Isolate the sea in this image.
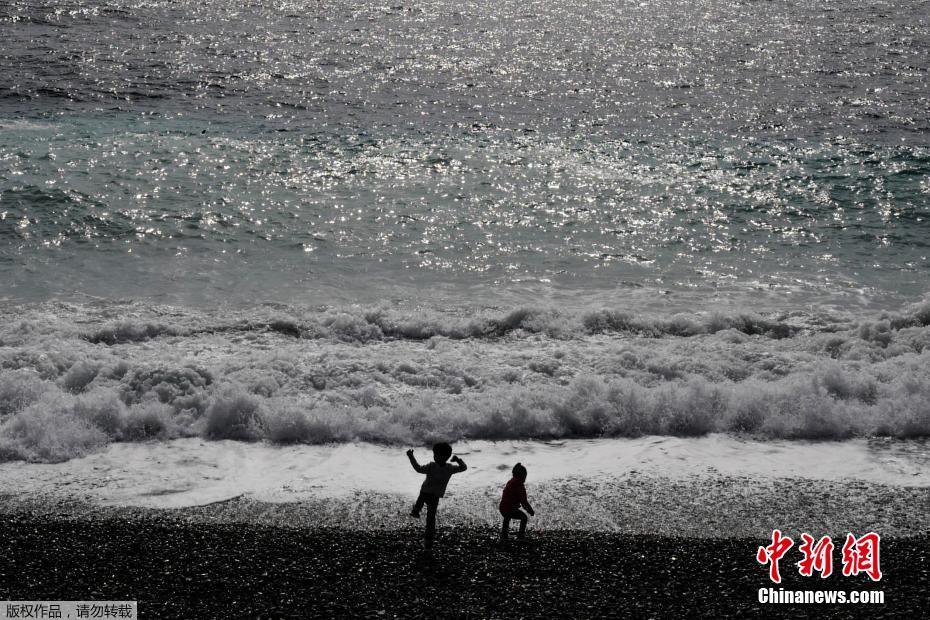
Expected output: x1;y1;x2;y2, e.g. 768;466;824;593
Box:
1;0;928;464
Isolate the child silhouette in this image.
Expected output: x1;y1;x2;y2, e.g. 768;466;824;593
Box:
406;443;467;548
499;462;535;542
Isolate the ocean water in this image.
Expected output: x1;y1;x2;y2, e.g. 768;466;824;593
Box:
1;0;928;462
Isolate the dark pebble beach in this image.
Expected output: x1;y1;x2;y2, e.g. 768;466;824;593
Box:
1;513;926;619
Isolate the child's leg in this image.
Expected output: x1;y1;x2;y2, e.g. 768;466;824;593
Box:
424;495;439;547
411;492;426;517
502;509;528;538
500;515;512;540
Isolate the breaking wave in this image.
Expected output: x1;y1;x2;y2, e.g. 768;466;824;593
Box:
77;305;874;345
1;299;929;462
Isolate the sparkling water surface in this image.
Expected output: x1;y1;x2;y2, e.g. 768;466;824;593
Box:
1;0;928;310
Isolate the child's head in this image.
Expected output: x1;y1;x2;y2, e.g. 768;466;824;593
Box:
432;442;453;463
512;462;527;481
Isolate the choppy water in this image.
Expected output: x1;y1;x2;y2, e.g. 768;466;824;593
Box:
1;0;929;461
2;0;929;307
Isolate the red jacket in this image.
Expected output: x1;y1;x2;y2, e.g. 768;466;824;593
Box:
499;477;528;514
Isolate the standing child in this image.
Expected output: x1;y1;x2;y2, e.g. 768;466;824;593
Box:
406;442;467;548
499;462;535;542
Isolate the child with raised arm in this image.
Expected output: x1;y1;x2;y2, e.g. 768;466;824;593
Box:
406;442;467;548
499;462;535;542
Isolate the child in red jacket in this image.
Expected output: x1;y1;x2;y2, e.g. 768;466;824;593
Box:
499;462;535;541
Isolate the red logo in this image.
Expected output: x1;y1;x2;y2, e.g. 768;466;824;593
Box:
797;534;834;578
758;531;881;583
756;529;794;584
841;532;882;582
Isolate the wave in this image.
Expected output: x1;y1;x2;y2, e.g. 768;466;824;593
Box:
79;300;930;346
1;299;929;462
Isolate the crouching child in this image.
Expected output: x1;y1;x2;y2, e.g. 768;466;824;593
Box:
499;462;535;541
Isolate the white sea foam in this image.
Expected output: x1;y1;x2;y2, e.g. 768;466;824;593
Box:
1;435;928;543
1;299;929;462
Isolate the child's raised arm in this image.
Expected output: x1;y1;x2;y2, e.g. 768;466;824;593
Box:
451;455;467;472
406;449;425;473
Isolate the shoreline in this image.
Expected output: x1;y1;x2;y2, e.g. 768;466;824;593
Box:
0;512;924;618
3;434;929;540
2;466;929;539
